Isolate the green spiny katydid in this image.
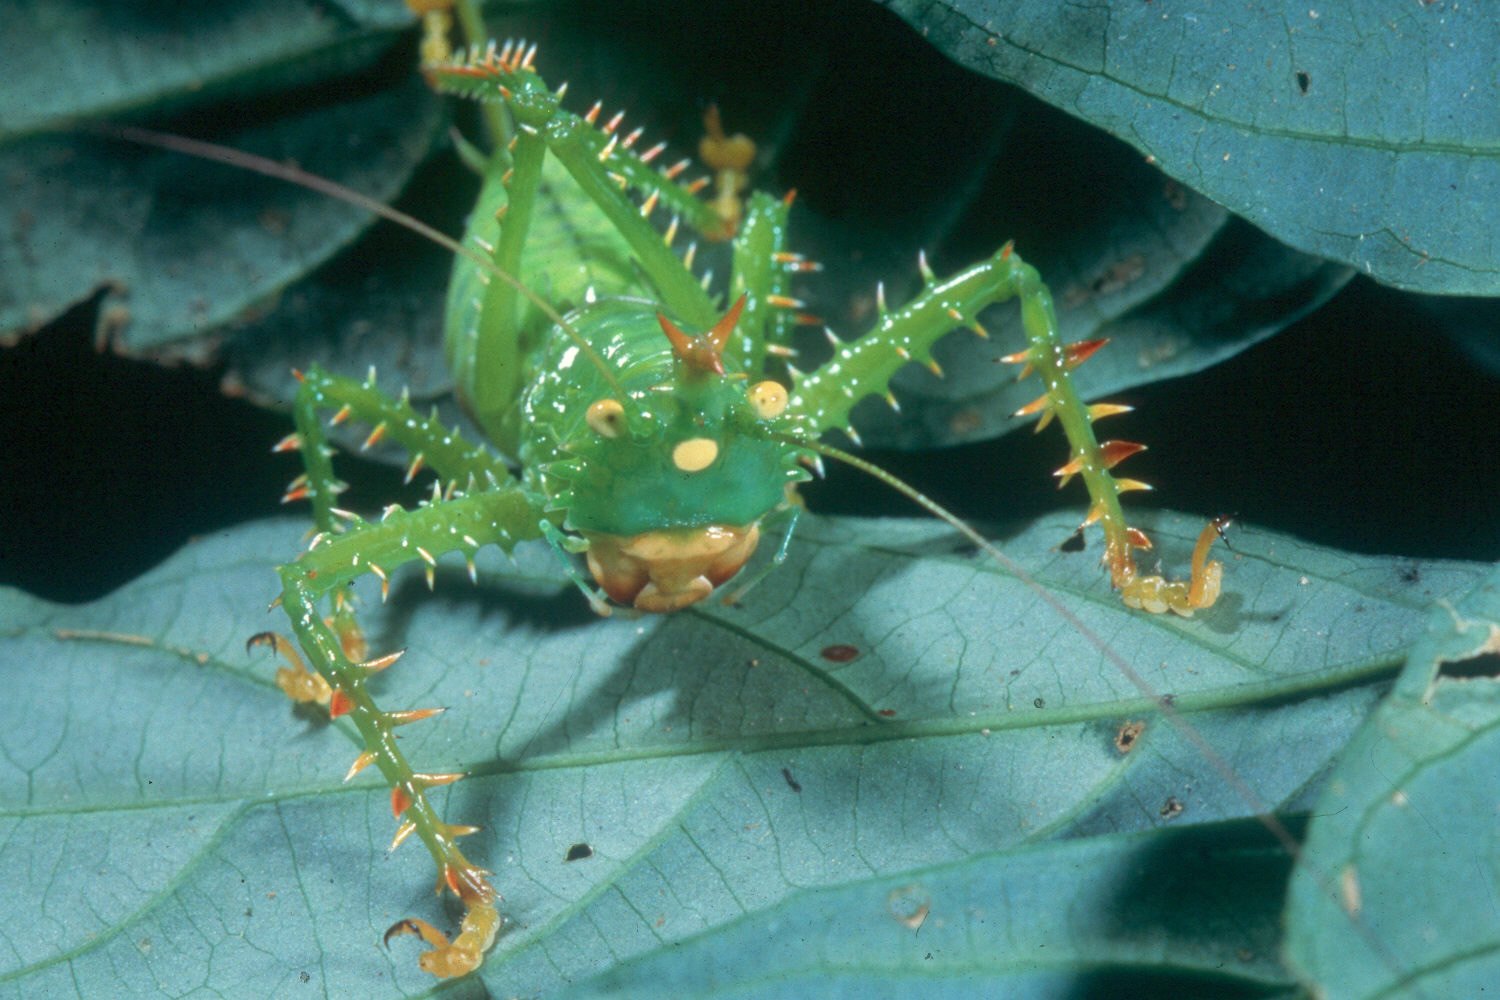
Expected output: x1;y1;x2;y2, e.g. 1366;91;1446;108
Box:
116;12;1239;980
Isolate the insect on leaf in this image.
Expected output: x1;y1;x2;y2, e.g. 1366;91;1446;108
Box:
4;1;1498;995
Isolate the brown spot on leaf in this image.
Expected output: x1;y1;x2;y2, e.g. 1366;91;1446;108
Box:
259;208;290;236
1115;720;1146;754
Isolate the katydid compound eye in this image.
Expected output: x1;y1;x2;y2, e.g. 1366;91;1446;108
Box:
586;399;626;437
747;380;788;419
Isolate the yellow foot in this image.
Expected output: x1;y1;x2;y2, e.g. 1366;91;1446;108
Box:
247;631;332;705
385;899;502;978
1117;516;1231;617
698;105;755;237
404;0;454;66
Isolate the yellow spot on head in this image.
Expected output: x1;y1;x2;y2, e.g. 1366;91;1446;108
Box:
587;399;626;438
748;380;788;419
672;437;719;472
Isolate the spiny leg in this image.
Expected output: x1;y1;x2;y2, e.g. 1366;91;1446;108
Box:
995;253;1227;615
274;364;519;690
269;486;545;977
279;363;514;535
428;44;734;330
784;243;1225;614
270;363;538;973
725;190;820;378
1117;516;1232;616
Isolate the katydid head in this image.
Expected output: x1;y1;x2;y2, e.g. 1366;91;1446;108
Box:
537;298;807;611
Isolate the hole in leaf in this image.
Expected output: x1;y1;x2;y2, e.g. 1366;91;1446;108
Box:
564;843;593;862
1295;70;1311;93
1438;651;1500;681
1115;720;1146;754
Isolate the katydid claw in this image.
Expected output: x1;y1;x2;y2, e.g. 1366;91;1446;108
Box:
384;899;503;979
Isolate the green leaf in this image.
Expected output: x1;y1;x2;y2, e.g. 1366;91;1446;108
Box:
564;819;1296;999
0;3;413;139
0;0;444;357
1284;563;1500;999
877;0;1500;296
0;512;1487;996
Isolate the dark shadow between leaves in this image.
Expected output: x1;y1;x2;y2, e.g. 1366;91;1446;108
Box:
1059;817;1303;1000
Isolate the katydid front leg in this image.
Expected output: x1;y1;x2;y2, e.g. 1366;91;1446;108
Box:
266;368;549;975
260;487;544;976
280;364;515;534
785;243;1224;613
